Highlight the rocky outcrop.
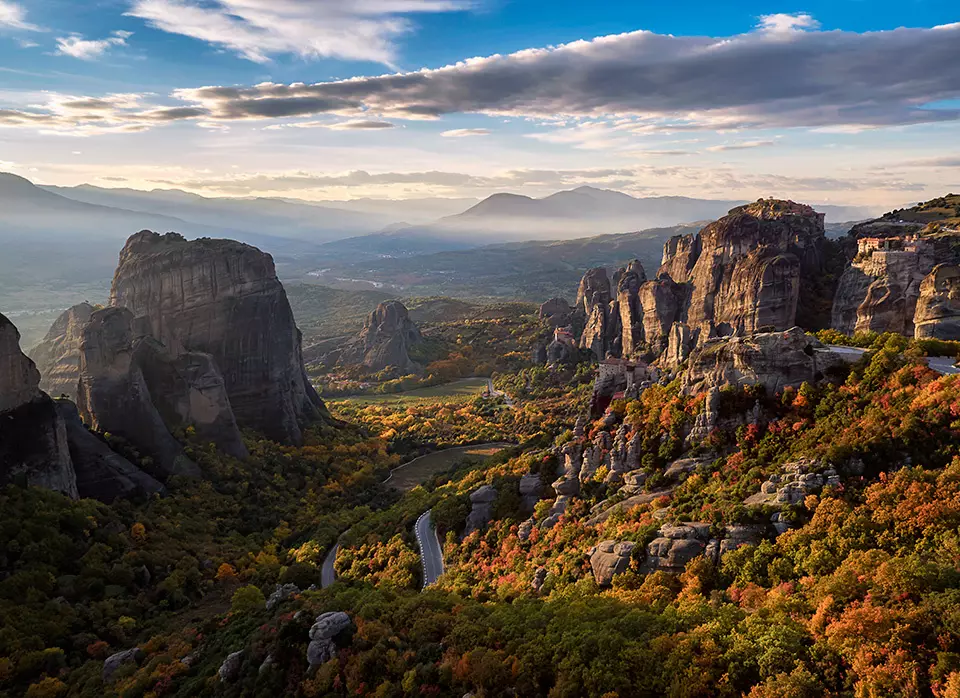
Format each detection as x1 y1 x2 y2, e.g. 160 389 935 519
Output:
110 231 326 445
464 484 497 534
832 249 931 336
218 651 243 683
351 301 422 372
307 612 352 666
914 264 960 340
31 302 94 399
589 541 635 586
0 313 77 498
103 648 141 682
659 233 702 284
539 298 573 326
56 401 164 502
77 307 199 482
681 327 846 396
265 583 299 610
519 473 542 513
577 200 825 364
684 200 824 343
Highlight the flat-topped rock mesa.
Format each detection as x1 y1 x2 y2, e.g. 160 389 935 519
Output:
30 302 94 399
347 300 423 372
0 312 77 497
109 231 327 444
679 199 825 343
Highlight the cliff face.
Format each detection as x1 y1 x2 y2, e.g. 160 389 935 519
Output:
110 231 326 444
0 313 78 497
31 302 94 399
914 264 960 340
575 200 822 363
77 307 200 482
684 200 824 342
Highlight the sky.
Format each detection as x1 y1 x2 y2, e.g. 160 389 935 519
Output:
0 0 958 206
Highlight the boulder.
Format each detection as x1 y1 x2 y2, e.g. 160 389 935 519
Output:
103 648 140 682
464 484 497 534
589 540 635 586
218 651 243 682
519 473 542 513
31 302 94 399
265 583 300 611
539 298 573 326
110 231 327 445
307 612 352 666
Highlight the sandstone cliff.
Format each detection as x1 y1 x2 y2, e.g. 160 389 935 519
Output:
914 264 960 340
0 313 78 497
684 200 824 343
110 231 326 444
77 307 200 481
31 302 94 399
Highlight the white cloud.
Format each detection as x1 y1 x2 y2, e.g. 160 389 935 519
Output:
707 140 776 152
55 31 132 60
441 128 490 137
757 13 821 34
126 0 471 65
0 0 39 31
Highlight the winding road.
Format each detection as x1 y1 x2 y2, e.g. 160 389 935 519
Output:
415 510 445 588
822 345 960 375
320 543 338 588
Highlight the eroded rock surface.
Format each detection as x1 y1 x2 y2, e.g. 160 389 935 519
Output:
307 612 352 666
681 327 846 396
0 313 77 497
464 484 497 534
589 540 635 586
110 231 326 444
914 264 960 340
31 302 94 399
348 300 422 372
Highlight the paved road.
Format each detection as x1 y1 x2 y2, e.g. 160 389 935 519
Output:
320 542 339 589
485 378 515 408
823 344 960 376
414 510 444 589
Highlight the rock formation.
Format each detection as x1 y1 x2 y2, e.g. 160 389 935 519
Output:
464 484 497 534
56 401 164 502
681 327 846 396
0 313 77 497
347 300 422 372
538 297 573 326
77 307 200 481
683 200 824 343
914 264 960 340
575 201 825 364
110 231 326 445
30 302 94 399
589 541 635 586
307 612 352 666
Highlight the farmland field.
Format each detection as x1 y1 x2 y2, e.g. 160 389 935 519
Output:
333 377 491 405
384 442 512 491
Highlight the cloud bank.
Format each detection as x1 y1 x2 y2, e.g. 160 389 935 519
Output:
2 17 959 134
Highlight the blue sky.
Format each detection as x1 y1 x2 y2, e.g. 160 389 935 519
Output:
0 0 958 205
